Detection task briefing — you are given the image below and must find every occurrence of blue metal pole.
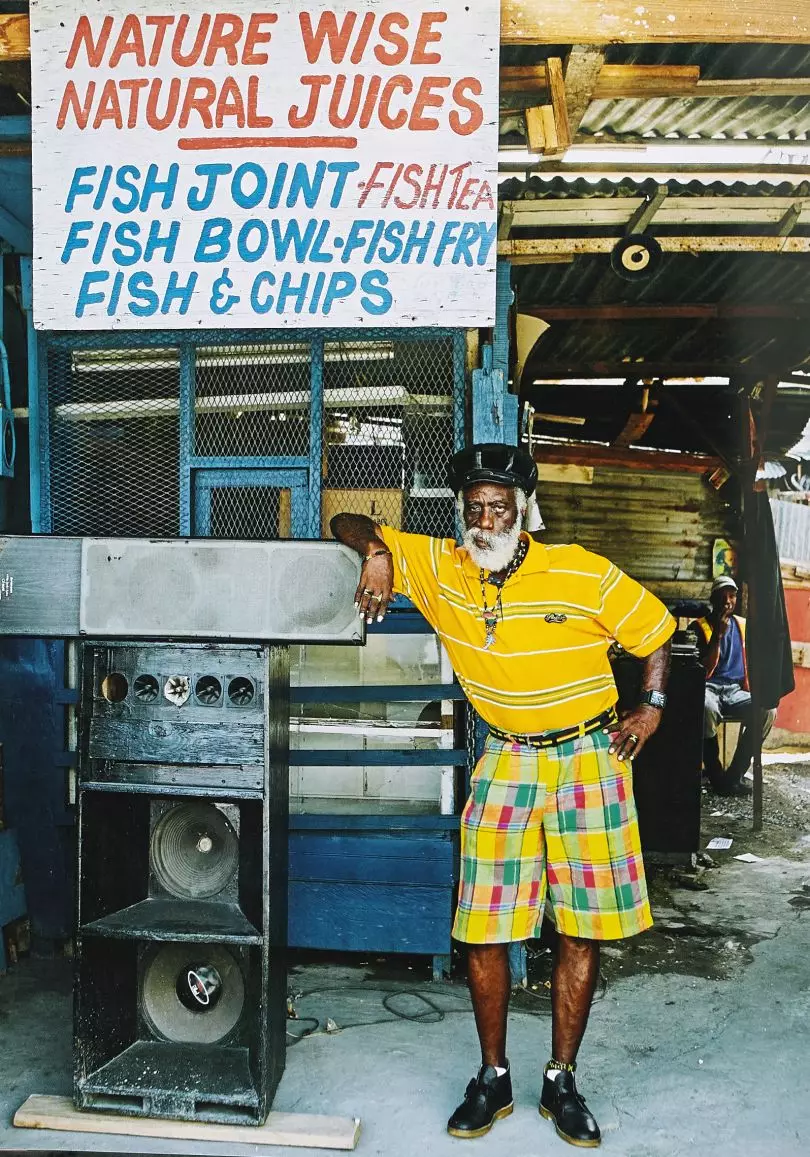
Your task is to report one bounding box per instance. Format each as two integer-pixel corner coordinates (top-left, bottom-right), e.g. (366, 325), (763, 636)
(178, 343), (195, 535)
(308, 335), (324, 540)
(20, 258), (48, 533)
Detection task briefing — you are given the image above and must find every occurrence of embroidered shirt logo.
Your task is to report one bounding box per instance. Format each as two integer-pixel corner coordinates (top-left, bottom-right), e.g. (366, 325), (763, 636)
(544, 612), (567, 624)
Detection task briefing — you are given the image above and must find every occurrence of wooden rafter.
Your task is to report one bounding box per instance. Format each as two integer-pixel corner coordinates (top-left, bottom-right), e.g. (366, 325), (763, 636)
(500, 1), (810, 44)
(4, 4), (810, 64)
(525, 57), (571, 156)
(499, 237), (810, 261)
(517, 304), (810, 322)
(528, 442), (723, 475)
(562, 46), (606, 139)
(502, 196), (810, 230)
(501, 65), (810, 110)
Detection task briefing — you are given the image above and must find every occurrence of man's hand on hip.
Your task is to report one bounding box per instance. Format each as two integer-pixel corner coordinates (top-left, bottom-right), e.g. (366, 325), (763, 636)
(607, 704), (663, 762)
(355, 553), (395, 624)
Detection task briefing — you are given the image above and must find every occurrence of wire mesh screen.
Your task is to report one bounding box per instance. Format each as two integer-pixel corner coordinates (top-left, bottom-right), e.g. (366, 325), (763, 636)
(46, 347), (180, 536)
(209, 486), (282, 539)
(323, 336), (457, 537)
(44, 332), (461, 539)
(194, 344), (311, 459)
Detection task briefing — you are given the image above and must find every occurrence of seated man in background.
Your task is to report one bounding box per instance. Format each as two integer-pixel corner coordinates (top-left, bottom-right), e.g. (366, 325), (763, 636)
(691, 576), (773, 796)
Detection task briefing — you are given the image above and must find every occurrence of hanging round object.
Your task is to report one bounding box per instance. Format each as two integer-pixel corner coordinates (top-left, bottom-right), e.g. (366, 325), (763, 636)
(610, 234), (663, 281)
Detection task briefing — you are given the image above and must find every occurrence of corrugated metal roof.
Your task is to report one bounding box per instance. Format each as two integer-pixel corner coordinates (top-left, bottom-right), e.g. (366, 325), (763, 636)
(501, 43), (810, 143)
(525, 315), (810, 373)
(788, 417), (810, 460)
(501, 176), (810, 201)
(512, 251), (810, 309)
(771, 497), (810, 564)
(581, 97), (809, 143)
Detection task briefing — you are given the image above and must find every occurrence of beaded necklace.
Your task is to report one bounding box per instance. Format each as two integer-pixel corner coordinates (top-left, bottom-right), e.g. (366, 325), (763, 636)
(479, 537), (528, 649)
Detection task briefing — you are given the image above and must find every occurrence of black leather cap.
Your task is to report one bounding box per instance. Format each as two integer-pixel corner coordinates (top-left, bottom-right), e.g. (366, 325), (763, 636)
(449, 444), (538, 496)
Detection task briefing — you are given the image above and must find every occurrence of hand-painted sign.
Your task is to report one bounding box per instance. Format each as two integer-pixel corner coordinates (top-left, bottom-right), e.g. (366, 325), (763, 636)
(30, 2), (500, 330)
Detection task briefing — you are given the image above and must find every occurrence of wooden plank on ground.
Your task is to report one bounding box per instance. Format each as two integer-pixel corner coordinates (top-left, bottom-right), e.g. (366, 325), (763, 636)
(14, 1094), (361, 1151)
(500, 1), (810, 44)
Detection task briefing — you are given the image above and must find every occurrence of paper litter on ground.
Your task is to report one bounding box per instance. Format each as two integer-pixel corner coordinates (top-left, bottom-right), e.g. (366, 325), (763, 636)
(734, 853), (764, 863)
(706, 837), (733, 850)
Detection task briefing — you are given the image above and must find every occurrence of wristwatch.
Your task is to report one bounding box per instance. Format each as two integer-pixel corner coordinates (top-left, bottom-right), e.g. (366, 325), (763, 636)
(639, 689), (667, 710)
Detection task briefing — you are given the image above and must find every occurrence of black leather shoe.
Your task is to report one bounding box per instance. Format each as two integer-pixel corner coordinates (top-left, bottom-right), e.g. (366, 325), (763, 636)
(539, 1070), (601, 1148)
(447, 1065), (513, 1139)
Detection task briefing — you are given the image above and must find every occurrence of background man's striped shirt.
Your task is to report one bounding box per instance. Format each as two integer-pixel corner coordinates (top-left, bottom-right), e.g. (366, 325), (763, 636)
(378, 527), (676, 734)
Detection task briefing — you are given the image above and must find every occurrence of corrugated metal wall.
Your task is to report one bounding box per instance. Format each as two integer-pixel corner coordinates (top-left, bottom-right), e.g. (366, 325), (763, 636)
(539, 466), (736, 601)
(771, 497), (810, 566)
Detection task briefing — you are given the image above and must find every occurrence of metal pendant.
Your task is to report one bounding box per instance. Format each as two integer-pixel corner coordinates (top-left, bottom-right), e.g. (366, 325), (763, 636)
(484, 614), (498, 649)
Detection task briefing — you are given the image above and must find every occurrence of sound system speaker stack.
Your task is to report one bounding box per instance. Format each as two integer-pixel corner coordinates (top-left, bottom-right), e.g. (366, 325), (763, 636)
(74, 641), (289, 1124)
(0, 536), (362, 1126)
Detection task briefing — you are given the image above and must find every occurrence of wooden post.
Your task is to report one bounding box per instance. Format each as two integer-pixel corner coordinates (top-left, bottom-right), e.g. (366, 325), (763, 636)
(739, 378), (780, 831)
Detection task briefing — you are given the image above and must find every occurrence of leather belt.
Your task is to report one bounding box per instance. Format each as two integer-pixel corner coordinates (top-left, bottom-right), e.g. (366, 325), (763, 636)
(488, 707), (618, 750)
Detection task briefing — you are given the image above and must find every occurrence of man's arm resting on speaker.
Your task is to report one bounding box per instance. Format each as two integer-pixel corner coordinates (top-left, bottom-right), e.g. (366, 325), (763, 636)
(330, 513), (395, 623)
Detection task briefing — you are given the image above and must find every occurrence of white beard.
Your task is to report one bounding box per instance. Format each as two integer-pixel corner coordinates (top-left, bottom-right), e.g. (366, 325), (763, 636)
(463, 521), (523, 573)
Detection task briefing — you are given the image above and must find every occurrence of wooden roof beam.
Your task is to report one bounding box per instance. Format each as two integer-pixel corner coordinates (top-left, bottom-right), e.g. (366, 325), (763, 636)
(563, 46), (605, 140)
(5, 4), (810, 64)
(501, 1), (810, 44)
(501, 64), (701, 98)
(518, 304), (810, 321)
(501, 66), (810, 102)
(525, 57), (571, 156)
(528, 442), (722, 475)
(499, 237), (810, 261)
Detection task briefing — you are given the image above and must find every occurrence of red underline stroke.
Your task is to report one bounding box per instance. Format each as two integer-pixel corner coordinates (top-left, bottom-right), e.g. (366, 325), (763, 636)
(178, 135), (359, 150)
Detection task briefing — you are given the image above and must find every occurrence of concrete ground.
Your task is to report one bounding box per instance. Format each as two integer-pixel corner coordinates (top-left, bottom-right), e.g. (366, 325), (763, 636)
(1, 758), (809, 1157)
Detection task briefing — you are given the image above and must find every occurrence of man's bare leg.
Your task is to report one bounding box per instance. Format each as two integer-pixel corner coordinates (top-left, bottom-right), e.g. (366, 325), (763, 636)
(551, 934), (600, 1062)
(467, 943), (510, 1066)
(539, 934), (602, 1146)
(446, 943), (514, 1137)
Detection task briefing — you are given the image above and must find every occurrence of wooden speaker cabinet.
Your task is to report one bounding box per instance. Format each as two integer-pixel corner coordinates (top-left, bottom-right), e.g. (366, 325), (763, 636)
(74, 642), (288, 1125)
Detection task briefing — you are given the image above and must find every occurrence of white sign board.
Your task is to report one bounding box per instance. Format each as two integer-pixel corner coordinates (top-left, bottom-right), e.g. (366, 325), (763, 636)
(30, 1), (500, 330)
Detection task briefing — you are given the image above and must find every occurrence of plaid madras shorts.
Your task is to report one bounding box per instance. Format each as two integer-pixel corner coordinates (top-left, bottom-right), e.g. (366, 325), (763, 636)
(452, 727), (652, 943)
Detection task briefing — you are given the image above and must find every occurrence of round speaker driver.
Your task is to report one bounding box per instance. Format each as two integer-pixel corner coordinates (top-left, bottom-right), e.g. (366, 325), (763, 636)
(141, 943), (245, 1045)
(151, 802), (238, 899)
(610, 233), (663, 281)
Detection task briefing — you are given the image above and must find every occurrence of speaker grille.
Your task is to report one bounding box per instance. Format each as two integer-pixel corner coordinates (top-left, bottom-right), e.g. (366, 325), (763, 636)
(141, 944), (245, 1045)
(151, 803), (238, 900)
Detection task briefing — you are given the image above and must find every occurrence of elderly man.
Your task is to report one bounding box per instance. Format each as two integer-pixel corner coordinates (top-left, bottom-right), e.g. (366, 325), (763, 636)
(331, 444), (674, 1149)
(691, 575), (773, 796)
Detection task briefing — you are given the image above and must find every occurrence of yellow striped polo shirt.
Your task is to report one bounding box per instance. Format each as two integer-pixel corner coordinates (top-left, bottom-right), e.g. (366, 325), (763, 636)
(378, 527), (676, 733)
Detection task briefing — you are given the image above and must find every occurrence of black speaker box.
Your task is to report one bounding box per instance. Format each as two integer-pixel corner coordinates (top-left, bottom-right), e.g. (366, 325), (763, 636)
(74, 642), (288, 1125)
(612, 644), (705, 857)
